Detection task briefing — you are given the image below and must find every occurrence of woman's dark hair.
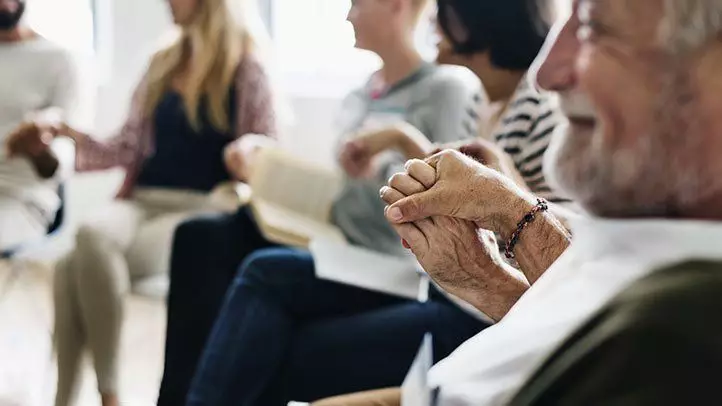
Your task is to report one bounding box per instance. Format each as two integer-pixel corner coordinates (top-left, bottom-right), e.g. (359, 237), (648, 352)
(437, 0), (550, 70)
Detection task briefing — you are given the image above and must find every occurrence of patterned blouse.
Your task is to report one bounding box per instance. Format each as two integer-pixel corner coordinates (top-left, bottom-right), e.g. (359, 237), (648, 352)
(74, 54), (278, 198)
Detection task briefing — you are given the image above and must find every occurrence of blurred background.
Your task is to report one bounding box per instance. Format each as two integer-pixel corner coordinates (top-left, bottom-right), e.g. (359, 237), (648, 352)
(26, 0), (442, 257)
(3, 1), (434, 404)
(0, 0), (571, 405)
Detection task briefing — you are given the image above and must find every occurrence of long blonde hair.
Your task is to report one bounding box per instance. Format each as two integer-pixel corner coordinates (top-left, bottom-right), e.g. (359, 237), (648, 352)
(143, 0), (269, 132)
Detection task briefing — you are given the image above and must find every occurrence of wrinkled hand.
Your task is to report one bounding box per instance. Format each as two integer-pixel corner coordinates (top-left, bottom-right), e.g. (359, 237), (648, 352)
(224, 133), (276, 182)
(5, 121), (59, 158)
(382, 150), (535, 236)
(380, 160), (528, 320)
(400, 217), (528, 320)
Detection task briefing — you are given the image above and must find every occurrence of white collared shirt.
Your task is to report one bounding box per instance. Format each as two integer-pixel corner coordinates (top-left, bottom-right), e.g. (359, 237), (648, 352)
(429, 217), (722, 406)
(0, 37), (85, 221)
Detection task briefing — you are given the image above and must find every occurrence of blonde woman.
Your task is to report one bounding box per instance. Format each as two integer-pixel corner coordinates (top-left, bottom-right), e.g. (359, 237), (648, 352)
(51, 0), (277, 405)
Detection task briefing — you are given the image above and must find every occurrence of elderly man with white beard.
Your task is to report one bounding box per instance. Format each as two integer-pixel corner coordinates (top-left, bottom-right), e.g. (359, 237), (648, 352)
(378, 0), (722, 404)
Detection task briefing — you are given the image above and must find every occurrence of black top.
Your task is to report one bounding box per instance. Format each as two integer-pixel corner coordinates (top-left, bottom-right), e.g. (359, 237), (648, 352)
(136, 89), (236, 192)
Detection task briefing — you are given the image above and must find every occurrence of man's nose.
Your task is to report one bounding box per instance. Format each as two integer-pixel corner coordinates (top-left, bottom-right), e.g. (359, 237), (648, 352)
(534, 19), (578, 93)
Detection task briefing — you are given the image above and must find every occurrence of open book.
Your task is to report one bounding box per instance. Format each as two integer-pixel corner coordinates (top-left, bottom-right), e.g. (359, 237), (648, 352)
(248, 147), (346, 248)
(249, 147), (425, 300)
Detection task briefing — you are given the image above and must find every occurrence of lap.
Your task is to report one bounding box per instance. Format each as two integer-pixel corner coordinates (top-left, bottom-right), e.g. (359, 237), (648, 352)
(238, 247), (408, 319)
(127, 211), (198, 280)
(77, 190), (219, 257)
(239, 249), (488, 403)
(312, 388), (401, 406)
(72, 201), (187, 280)
(68, 198), (212, 291)
(170, 206), (271, 279)
(75, 200), (146, 254)
(272, 296), (483, 402)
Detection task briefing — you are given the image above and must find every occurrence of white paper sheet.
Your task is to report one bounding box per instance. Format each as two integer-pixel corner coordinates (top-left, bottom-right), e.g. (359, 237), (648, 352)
(402, 333), (435, 406)
(310, 238), (424, 300)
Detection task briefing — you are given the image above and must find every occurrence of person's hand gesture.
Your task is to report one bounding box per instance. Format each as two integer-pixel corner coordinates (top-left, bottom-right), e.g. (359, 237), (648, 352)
(381, 158), (529, 320)
(383, 150), (536, 236)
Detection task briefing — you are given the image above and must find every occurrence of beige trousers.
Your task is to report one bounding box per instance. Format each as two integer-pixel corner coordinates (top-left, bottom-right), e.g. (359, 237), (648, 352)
(53, 188), (225, 406)
(312, 388), (402, 406)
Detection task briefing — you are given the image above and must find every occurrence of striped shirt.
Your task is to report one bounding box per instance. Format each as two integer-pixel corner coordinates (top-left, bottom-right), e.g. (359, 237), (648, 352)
(491, 77), (569, 204)
(435, 77), (574, 323)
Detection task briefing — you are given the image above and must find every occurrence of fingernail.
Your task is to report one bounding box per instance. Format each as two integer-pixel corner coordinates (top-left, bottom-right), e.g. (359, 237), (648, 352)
(379, 186), (388, 197)
(388, 207), (403, 221)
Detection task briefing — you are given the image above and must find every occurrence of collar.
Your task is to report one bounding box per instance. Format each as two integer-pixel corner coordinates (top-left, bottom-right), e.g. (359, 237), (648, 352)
(568, 217), (722, 270)
(367, 62), (435, 100)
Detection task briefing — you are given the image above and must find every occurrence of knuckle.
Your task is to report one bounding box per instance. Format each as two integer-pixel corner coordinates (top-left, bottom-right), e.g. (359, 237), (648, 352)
(406, 159), (424, 172)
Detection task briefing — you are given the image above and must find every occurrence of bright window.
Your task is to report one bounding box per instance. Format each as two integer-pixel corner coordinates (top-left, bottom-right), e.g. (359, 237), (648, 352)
(271, 0), (378, 96)
(25, 0), (95, 55)
(271, 0), (435, 97)
(25, 0), (112, 82)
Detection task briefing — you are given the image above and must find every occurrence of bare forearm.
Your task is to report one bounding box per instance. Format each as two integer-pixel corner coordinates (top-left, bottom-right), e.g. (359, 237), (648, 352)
(495, 157), (532, 193)
(459, 263), (530, 321)
(396, 129), (433, 160)
(506, 209), (571, 284)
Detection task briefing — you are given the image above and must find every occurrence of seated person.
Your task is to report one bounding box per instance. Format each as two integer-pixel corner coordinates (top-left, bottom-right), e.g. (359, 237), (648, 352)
(428, 0), (570, 206)
(0, 0), (81, 250)
(510, 260), (722, 405)
(48, 0), (278, 405)
(316, 262), (722, 406)
(157, 0), (484, 404)
(180, 0), (571, 405)
(357, 0), (722, 404)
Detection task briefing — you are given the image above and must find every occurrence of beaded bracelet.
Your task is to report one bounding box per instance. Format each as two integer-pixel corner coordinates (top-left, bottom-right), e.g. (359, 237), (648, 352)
(503, 198), (549, 259)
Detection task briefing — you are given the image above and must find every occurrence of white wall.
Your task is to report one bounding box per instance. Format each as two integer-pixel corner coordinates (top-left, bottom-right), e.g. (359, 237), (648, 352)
(51, 0), (347, 257)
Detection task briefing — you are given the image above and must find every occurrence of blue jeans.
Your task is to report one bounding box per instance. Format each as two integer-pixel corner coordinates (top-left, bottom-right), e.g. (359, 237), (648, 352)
(186, 247), (489, 406)
(158, 207), (277, 406)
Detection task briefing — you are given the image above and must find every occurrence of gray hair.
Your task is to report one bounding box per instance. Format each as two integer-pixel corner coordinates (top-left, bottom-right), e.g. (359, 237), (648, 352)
(660, 0), (722, 53)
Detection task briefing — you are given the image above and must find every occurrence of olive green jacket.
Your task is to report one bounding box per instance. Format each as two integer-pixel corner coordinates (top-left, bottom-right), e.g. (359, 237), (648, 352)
(510, 260), (722, 406)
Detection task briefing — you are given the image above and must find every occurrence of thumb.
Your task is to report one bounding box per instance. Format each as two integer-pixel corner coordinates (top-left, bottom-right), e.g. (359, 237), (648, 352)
(385, 189), (445, 223)
(424, 150), (445, 169)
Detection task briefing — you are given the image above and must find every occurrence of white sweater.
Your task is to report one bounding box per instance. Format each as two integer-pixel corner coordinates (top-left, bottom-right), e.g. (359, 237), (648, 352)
(0, 36), (82, 221)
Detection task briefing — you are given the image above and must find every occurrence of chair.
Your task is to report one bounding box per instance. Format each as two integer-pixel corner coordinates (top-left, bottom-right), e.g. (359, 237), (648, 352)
(0, 184), (66, 300)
